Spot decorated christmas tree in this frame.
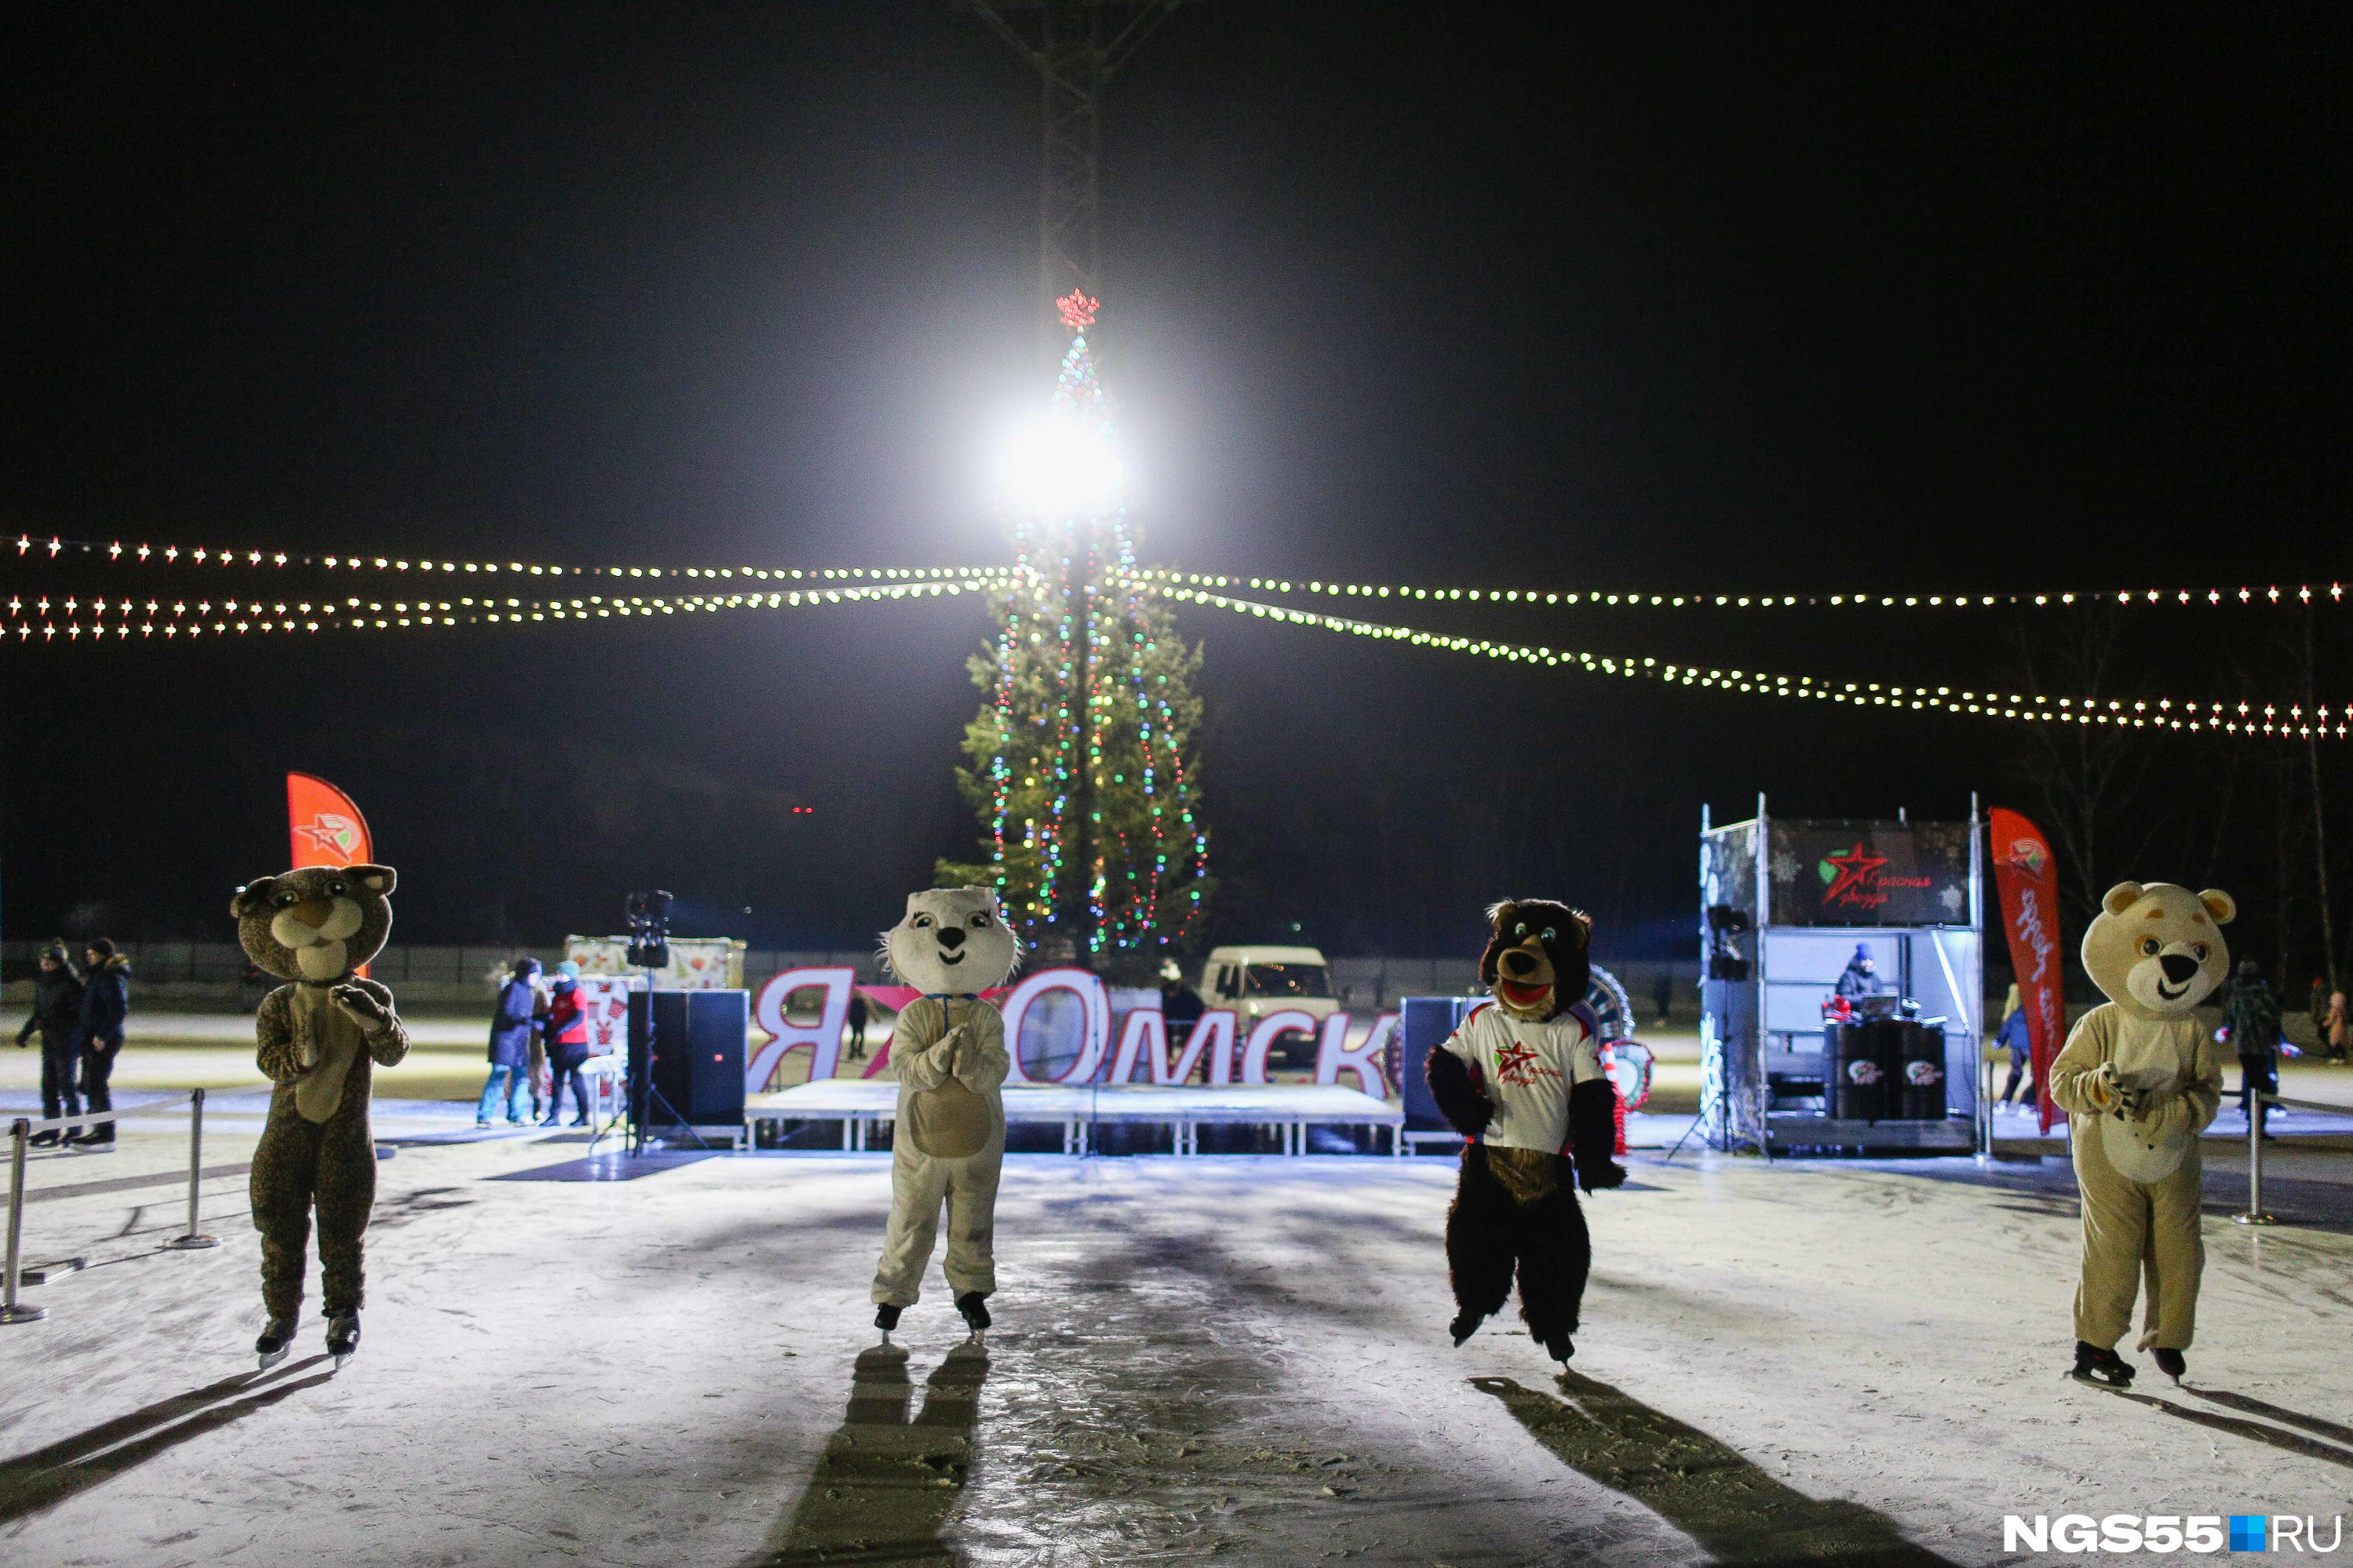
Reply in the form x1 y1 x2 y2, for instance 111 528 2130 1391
937 291 1214 981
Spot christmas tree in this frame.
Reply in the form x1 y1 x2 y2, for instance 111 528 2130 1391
937 291 1214 981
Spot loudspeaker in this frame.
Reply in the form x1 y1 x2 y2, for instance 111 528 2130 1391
628 989 748 1126
1399 995 1475 1132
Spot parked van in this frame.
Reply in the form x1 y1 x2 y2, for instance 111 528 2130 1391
1202 945 1341 1047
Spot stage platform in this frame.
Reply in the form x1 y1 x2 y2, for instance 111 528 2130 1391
745 1081 1403 1155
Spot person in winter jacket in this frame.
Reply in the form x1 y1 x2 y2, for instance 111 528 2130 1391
1995 983 2035 1108
16 944 85 1143
75 939 131 1148
1834 944 1889 1002
477 957 541 1128
541 960 593 1127
2221 959 2286 1139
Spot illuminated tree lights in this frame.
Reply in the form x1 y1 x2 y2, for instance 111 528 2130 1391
936 317 1213 980
1148 582 2353 742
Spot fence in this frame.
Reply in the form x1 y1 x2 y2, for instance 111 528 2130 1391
2 942 1702 1015
2 1092 220 1325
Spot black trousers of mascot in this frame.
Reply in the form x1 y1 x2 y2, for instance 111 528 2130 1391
1446 1146 1592 1347
250 1105 377 1320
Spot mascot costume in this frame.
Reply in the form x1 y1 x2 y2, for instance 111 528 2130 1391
2047 881 2231 1387
1427 899 1624 1362
871 888 1018 1340
232 864 408 1368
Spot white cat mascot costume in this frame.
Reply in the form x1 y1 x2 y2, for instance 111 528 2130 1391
872 888 1019 1337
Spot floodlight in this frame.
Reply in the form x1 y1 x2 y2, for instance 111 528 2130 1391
1001 414 1124 517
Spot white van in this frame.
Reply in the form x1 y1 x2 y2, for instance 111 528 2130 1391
1202 945 1341 1027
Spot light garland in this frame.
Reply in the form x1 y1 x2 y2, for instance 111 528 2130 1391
1 574 1020 642
1132 568 2351 613
9 533 1012 586
1144 582 2353 742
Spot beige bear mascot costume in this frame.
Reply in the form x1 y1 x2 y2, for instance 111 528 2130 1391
2047 881 2231 1387
232 864 409 1369
871 888 1018 1340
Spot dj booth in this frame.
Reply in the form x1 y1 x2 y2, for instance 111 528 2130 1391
1699 798 1985 1156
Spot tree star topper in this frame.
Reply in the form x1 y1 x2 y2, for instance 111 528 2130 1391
1056 289 1100 332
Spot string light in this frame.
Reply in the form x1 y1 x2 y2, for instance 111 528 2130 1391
7 533 1016 585
2 574 1023 643
1129 568 2350 614
1142 582 2353 742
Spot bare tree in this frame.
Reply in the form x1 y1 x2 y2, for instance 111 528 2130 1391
2003 607 2176 932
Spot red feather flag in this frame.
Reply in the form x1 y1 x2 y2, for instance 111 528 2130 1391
1988 808 2067 1133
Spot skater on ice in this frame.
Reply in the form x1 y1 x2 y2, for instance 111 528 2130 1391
232 863 410 1368
870 887 1017 1341
1426 898 1624 1363
2047 880 2232 1387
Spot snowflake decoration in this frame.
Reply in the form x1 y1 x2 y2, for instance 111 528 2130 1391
1056 289 1100 331
1939 884 1964 913
1770 851 1800 884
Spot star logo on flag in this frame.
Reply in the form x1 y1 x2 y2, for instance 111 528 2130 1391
295 812 363 863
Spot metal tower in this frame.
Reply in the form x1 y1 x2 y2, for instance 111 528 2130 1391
960 1 1190 332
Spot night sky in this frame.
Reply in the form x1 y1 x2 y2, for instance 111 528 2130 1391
5 5 2347 967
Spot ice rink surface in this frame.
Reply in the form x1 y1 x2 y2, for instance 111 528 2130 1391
0 1112 2348 1568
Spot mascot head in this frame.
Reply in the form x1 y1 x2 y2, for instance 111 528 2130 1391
2080 881 2234 1019
232 864 397 983
883 887 1020 996
1479 898 1592 1021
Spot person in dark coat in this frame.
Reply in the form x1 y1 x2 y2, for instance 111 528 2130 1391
541 961 593 1127
75 939 131 1149
845 990 870 1061
16 944 84 1145
2222 959 2285 1140
1834 944 1888 1001
1159 961 1206 1027
477 957 541 1128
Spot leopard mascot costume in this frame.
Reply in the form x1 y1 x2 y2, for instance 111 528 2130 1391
233 864 407 1367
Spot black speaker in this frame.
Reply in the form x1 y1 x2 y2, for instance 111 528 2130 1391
628 989 748 1126
1399 996 1474 1132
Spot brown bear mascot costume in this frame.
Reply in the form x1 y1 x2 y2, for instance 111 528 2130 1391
232 864 408 1368
1427 899 1623 1362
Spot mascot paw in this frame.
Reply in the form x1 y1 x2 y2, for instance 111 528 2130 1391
1448 1311 1481 1347
1579 1160 1628 1191
330 984 392 1033
1444 1097 1496 1139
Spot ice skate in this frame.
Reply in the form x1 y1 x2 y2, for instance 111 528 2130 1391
1542 1332 1574 1364
874 1303 901 1344
327 1311 360 1368
1449 1311 1482 1347
2152 1348 2186 1384
256 1316 297 1370
2072 1340 2134 1387
956 1290 991 1340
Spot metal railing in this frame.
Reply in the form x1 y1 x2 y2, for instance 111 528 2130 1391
2 1090 220 1325
2231 1089 2340 1227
